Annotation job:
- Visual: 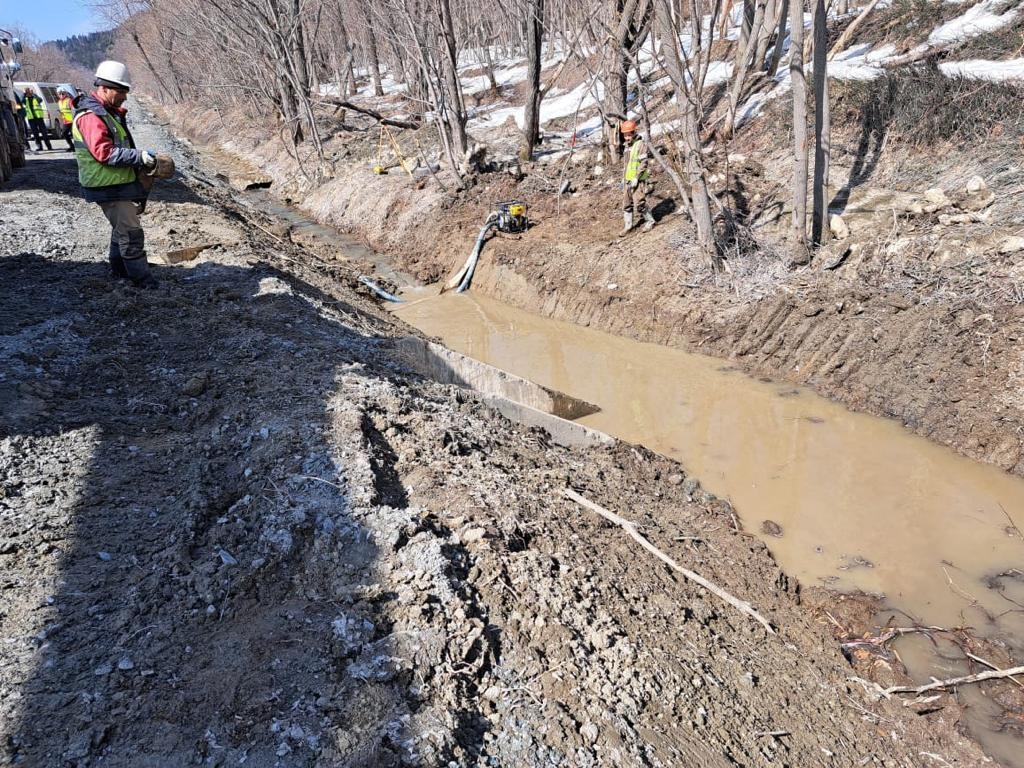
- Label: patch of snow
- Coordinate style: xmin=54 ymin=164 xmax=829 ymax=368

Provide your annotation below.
xmin=829 ymin=43 xmax=897 ymax=81
xmin=940 ymin=57 xmax=1024 ymax=82
xmin=929 ymin=0 xmax=1021 ymax=47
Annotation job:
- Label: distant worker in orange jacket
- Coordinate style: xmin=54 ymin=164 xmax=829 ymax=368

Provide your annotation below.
xmin=620 ymin=119 xmax=655 ymax=236
xmin=57 ymin=86 xmax=75 ymax=151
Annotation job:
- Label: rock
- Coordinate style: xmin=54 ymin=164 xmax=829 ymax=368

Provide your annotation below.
xmin=217 ymin=548 xmax=238 ymax=566
xmin=181 ymin=372 xmax=209 ymax=397
xmin=760 ymin=520 xmax=783 ymax=537
xmin=482 ymin=685 xmax=503 ymax=702
xmin=960 ymin=190 xmax=995 ymax=213
xmin=998 ymin=236 xmax=1024 ymax=254
xmin=966 ymin=175 xmax=987 ymax=194
xmin=580 ymin=721 xmax=599 ymax=745
xmin=117 ymin=657 xmax=134 ymax=671
xmin=923 ymin=188 xmax=950 ymax=207
xmin=939 ymin=211 xmax=991 ymax=225
xmin=94 ymin=662 xmax=113 ymax=676
xmin=97 ymin=551 xmax=112 ymax=561
xmin=829 ymin=214 xmax=849 ymax=240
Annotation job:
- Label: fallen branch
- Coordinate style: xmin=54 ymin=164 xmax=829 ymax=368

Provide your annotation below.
xmin=882 ymin=665 xmax=1024 ymax=695
xmin=319 ymin=97 xmax=421 ymax=129
xmin=828 ymin=0 xmax=884 ymax=61
xmin=563 ymin=488 xmax=775 ymax=635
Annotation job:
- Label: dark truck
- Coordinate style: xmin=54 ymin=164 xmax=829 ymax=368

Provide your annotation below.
xmin=0 ymin=30 xmax=27 ymax=184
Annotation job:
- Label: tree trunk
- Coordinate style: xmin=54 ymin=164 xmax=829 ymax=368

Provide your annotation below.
xmin=654 ymin=0 xmax=720 ymax=271
xmin=520 ymin=0 xmax=544 ymax=161
xmin=811 ymin=0 xmax=830 ymax=245
xmin=754 ymin=0 xmax=782 ymax=73
xmin=437 ymin=0 xmax=469 ymax=155
xmin=789 ymin=0 xmax=808 ymax=260
xmin=724 ymin=0 xmax=767 ymax=138
xmin=602 ymin=0 xmax=651 ymax=162
xmin=767 ymin=0 xmax=789 ymax=76
xmin=361 ymin=6 xmax=385 ymax=97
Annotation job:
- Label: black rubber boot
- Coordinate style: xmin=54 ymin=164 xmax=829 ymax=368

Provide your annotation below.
xmin=123 ymin=256 xmax=159 ymax=289
xmin=109 ymin=241 xmax=128 ymax=279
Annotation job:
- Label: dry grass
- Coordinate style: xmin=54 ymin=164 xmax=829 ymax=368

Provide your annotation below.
xmin=841 ymin=0 xmax=966 ymax=53
xmin=954 ymin=19 xmax=1024 ymax=60
xmin=832 ymin=66 xmax=1024 ymax=149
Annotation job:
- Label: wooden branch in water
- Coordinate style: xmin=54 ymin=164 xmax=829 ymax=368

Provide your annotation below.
xmin=563 ymin=488 xmax=776 ymax=635
xmin=882 ymin=665 xmax=1024 ymax=696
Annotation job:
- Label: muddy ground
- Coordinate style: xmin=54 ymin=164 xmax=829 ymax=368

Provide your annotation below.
xmin=0 ymin=111 xmax=1009 ymax=766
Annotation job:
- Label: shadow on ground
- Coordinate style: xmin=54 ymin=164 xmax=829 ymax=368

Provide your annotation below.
xmin=0 ymin=252 xmax=486 ymax=766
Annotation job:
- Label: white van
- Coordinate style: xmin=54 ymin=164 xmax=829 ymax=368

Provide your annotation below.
xmin=14 ymin=81 xmax=74 ymax=138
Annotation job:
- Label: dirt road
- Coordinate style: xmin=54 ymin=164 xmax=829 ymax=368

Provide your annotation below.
xmin=0 ymin=122 xmax=992 ymax=766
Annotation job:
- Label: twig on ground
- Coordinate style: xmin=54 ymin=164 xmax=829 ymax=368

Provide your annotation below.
xmin=882 ymin=665 xmax=1024 ymax=695
xmin=840 ymin=625 xmax=949 ymax=651
xmin=563 ymin=487 xmax=775 ymax=635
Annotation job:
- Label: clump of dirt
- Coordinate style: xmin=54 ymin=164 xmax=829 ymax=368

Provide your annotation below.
xmin=0 ymin=117 xmax=997 ymax=766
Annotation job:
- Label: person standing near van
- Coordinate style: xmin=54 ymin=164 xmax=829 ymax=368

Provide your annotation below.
xmin=22 ymin=86 xmax=52 ymax=152
xmin=57 ymin=87 xmax=74 ymax=151
xmin=72 ymin=60 xmax=159 ymax=288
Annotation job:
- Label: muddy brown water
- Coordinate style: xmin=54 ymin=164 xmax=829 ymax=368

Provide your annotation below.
xmin=394 ymin=290 xmax=1024 ymax=767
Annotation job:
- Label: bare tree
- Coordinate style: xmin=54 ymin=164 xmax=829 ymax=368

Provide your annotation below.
xmin=811 ymin=0 xmax=829 ymax=245
xmin=789 ymin=0 xmax=809 ymax=261
xmin=520 ymin=0 xmax=545 ymax=160
xmin=602 ymin=0 xmax=651 ymax=161
xmin=654 ymin=0 xmax=720 ymax=270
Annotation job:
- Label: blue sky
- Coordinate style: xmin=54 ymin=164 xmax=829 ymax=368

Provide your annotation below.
xmin=3 ymin=0 xmax=102 ymax=43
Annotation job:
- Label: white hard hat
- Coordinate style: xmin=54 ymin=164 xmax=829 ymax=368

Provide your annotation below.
xmin=94 ymin=60 xmax=131 ymax=90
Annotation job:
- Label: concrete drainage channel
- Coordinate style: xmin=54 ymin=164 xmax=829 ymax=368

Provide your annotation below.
xmin=395 ymin=337 xmax=611 ymax=449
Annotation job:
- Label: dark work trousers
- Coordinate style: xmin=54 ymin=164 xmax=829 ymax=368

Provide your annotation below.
xmin=98 ymin=199 xmax=152 ymax=284
xmin=27 ymin=117 xmax=52 ymax=151
xmin=61 ymin=123 xmax=74 ymax=151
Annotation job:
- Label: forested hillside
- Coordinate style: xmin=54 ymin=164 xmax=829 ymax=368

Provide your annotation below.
xmin=52 ymin=29 xmax=113 ymax=71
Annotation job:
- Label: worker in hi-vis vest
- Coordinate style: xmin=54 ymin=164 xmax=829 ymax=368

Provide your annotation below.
xmin=22 ymin=86 xmax=52 ymax=152
xmin=57 ymin=86 xmax=75 ymax=151
xmin=72 ymin=60 xmax=160 ymax=288
xmin=619 ymin=119 xmax=655 ymax=236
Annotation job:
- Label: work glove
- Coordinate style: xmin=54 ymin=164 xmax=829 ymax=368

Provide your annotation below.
xmin=152 ymin=153 xmax=176 ymax=179
xmin=140 ymin=150 xmax=157 ymax=169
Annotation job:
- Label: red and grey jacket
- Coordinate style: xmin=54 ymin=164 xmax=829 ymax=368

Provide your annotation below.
xmin=71 ymin=93 xmax=147 ymax=202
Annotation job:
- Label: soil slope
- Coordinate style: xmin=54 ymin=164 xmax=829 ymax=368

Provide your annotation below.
xmin=0 ymin=119 xmax=994 ymax=766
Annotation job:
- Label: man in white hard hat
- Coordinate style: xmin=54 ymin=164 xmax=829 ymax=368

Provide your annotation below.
xmin=72 ymin=60 xmax=160 ymax=288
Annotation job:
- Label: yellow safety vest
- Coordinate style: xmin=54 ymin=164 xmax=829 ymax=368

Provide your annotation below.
xmin=71 ymin=109 xmax=137 ymax=188
xmin=58 ymin=96 xmax=74 ymax=124
xmin=23 ymin=94 xmax=46 ymax=120
xmin=624 ymin=139 xmax=645 ymax=183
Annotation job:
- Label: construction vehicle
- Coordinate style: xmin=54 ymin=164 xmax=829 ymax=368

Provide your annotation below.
xmin=0 ymin=30 xmax=27 ymax=184
xmin=444 ymin=200 xmax=529 ymax=293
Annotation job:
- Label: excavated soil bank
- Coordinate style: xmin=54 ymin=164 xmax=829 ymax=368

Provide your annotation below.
xmin=0 ymin=108 xmax=1009 ymax=767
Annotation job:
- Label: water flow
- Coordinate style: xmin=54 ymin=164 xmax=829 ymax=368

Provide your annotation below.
xmin=394 ymin=291 xmax=1024 ymax=762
